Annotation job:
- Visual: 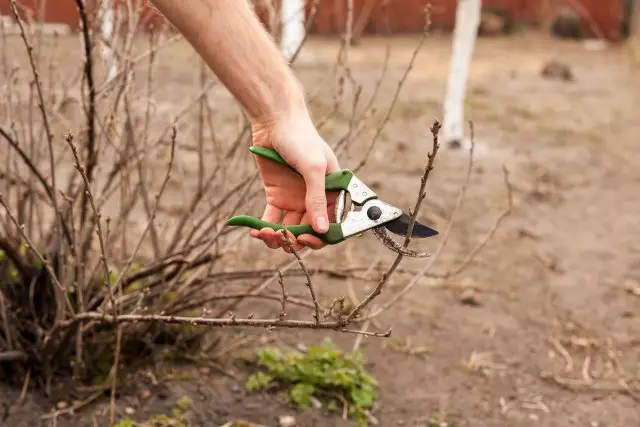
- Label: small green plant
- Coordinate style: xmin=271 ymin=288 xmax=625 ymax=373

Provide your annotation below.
xmin=244 ymin=337 xmax=378 ymax=426
xmin=115 ymin=395 xmax=193 ymax=427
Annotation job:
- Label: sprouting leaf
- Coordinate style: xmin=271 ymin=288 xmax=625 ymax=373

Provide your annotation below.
xmin=290 ymin=383 xmax=314 ymax=407
xmin=244 ymin=372 xmax=274 ymax=391
xmin=176 ymin=395 xmax=192 ymax=411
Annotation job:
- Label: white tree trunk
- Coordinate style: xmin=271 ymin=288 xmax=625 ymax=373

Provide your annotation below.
xmin=443 ymin=0 xmax=481 ymax=146
xmin=280 ymin=0 xmax=306 ymax=60
xmin=99 ymin=0 xmax=118 ymax=83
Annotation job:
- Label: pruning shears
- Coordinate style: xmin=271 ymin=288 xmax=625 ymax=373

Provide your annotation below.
xmin=226 ymin=146 xmax=439 ymax=257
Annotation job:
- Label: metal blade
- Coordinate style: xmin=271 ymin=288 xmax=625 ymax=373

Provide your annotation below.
xmin=383 ymin=212 xmax=439 ymax=238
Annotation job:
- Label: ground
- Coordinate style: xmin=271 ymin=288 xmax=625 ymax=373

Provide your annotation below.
xmin=1 ymin=29 xmax=639 ymax=427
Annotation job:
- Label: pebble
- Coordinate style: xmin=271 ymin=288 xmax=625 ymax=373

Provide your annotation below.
xmin=125 ymin=407 xmax=135 ymax=415
xmin=310 ymin=396 xmax=322 ymax=409
xmin=459 ymin=289 xmax=481 ymax=306
xmin=278 ymin=415 xmax=297 ymax=427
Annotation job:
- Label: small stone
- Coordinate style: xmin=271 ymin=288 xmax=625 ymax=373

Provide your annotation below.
xmin=541 ymin=60 xmax=574 ymax=82
xmin=624 ymin=279 xmax=640 ymax=296
xmin=278 ymin=415 xmax=296 ymax=427
xmin=459 ymin=289 xmax=481 ymax=306
xmin=310 ymin=396 xmax=322 ymax=409
xmin=125 ymin=407 xmax=135 ymax=415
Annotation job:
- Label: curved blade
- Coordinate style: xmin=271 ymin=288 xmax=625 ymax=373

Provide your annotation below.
xmin=383 ymin=212 xmax=439 ymax=238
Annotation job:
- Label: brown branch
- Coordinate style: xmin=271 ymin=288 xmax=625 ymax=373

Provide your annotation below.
xmin=60 ymin=312 xmax=389 ymax=337
xmin=280 ymin=228 xmax=320 ymax=324
xmin=65 ymin=132 xmax=116 ymax=313
xmin=277 ymin=270 xmax=287 ymax=320
xmin=107 ymin=127 xmax=177 ymax=308
xmin=435 ymin=165 xmax=514 ymax=279
xmin=345 ymin=120 xmax=441 ymax=322
xmin=9 ymin=0 xmax=65 ymax=252
xmin=358 ymin=120 xmax=476 ymax=321
xmin=0 ymin=351 xmax=28 ymax=362
xmin=168 ymin=291 xmax=317 ymax=317
xmin=354 ymin=10 xmax=431 ymax=172
xmin=75 ymin=0 xmax=98 ymax=230
xmin=0 ymin=126 xmax=52 ymax=202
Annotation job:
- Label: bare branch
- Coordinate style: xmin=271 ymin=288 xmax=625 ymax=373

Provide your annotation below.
xmin=346 ymin=120 xmax=441 ymax=322
xmin=280 ymin=228 xmax=320 ymax=324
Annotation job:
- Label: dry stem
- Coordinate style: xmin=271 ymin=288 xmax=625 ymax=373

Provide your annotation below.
xmin=346 ymin=120 xmax=441 ymax=322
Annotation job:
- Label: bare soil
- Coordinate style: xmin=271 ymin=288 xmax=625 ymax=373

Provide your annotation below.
xmin=2 ymin=30 xmax=639 ymax=426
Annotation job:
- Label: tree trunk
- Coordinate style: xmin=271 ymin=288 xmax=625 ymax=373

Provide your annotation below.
xmin=280 ymin=0 xmax=305 ymax=60
xmin=442 ymin=0 xmax=481 ymax=148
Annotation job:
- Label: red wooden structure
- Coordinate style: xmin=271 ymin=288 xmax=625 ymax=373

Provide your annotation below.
xmin=0 ymin=0 xmax=634 ymax=41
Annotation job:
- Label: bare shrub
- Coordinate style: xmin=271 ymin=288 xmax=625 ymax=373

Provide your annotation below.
xmin=0 ymin=0 xmax=513 ymax=421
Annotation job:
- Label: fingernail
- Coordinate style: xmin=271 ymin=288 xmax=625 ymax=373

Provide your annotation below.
xmin=316 ymin=216 xmax=328 ymax=232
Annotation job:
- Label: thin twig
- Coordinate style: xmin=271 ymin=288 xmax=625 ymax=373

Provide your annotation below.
xmin=280 ymin=228 xmax=320 ymax=324
xmin=107 ymin=127 xmax=177 ymax=307
xmin=346 ymin=120 xmax=441 ymax=322
xmin=358 ymin=120 xmax=474 ymax=320
xmin=278 ymin=270 xmax=287 ymax=320
xmin=354 ymin=10 xmax=431 ymax=172
xmin=65 ymin=132 xmax=115 ymax=313
xmin=7 ymin=3 xmax=68 ymax=249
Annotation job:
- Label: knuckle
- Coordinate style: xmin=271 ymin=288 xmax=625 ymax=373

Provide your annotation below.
xmin=304 ymin=159 xmax=327 ymax=174
xmin=308 ymin=194 xmax=326 ymax=210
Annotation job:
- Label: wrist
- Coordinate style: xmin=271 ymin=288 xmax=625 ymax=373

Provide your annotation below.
xmin=249 ymin=74 xmax=309 ymax=126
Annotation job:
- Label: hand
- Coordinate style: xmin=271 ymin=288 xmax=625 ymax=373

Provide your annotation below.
xmin=250 ymin=110 xmax=341 ymax=252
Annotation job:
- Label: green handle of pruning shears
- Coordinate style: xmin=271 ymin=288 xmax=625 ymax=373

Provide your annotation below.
xmin=225 ymin=146 xmax=353 ymax=244
xmin=227 ymin=215 xmax=346 ymax=244
xmin=248 ymin=146 xmax=354 ymax=191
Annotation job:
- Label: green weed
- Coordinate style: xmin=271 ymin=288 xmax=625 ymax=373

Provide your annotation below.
xmin=244 ymin=337 xmax=378 ymax=426
xmin=115 ymin=396 xmax=193 ymax=427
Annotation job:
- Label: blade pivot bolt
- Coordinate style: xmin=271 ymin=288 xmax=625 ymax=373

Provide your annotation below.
xmin=367 ymin=206 xmax=382 ymax=221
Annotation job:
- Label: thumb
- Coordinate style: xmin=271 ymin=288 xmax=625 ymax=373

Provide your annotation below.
xmin=300 ymin=161 xmax=329 ymax=234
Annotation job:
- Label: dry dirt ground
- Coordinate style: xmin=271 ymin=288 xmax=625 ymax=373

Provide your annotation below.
xmin=2 ymin=29 xmax=640 ymax=426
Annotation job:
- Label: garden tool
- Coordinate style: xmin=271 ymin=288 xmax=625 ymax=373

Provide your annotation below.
xmin=226 ymin=146 xmax=438 ymax=257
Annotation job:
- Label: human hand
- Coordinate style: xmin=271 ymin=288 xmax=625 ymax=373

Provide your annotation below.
xmin=250 ymin=110 xmax=341 ymax=253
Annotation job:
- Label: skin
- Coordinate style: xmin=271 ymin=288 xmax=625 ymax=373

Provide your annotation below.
xmin=149 ymin=0 xmax=340 ymax=252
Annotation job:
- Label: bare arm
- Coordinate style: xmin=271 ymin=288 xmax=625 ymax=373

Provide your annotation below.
xmin=148 ymin=0 xmax=341 ymax=249
xmin=149 ymin=0 xmax=305 ymax=124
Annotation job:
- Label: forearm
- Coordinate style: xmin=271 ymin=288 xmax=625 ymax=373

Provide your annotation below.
xmin=149 ymin=0 xmax=307 ymax=123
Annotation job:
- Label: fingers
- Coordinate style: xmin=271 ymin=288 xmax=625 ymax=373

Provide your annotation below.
xmin=297 ymin=234 xmax=325 ymax=250
xmin=251 ymin=204 xmax=282 ymax=249
xmin=324 ymin=144 xmax=341 ymax=172
xmin=299 ymin=160 xmax=330 ymax=234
